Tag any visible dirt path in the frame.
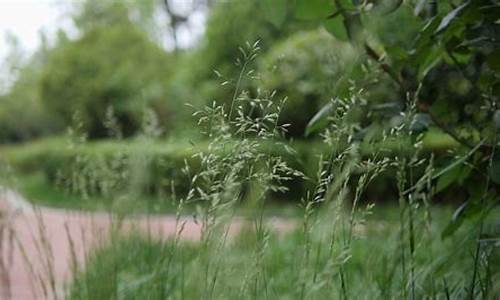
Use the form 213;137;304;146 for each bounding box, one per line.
0;189;295;300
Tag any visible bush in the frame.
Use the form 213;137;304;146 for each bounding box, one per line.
259;30;358;136
39;22;173;138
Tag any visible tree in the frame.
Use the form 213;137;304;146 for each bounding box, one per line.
181;0;303;107
0;32;60;143
40;20;173;138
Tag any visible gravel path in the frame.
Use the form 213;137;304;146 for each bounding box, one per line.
0;188;295;300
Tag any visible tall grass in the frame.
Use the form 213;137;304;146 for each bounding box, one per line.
70;208;498;299
2;42;498;299
67;42;499;299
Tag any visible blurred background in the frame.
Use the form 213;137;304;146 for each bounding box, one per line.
0;0;460;210
0;0;421;142
2;3;499;299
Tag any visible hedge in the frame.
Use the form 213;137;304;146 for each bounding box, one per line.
0;131;460;206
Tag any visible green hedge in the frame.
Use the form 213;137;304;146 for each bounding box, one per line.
1;138;199;198
0;137;328;207
0;131;460;207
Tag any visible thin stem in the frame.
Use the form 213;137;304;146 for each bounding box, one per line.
408;194;416;300
228;60;249;121
468;222;483;299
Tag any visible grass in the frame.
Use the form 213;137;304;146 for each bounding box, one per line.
68;206;500;299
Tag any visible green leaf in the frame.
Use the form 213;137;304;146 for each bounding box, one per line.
372;102;402;114
305;102;333;136
417;45;443;81
261;0;288;28
295;0;335;21
435;1;470;34
415;16;440;50
323;15;349;41
457;165;472;184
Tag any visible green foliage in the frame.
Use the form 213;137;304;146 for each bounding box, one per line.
268;0;500;238
260;30;358;136
1;7;496;295
40;22;173;138
69;234;199;299
324;16;349;41
245;4;500;296
0;136;313;208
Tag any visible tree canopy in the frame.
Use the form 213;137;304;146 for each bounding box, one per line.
40;20;173;138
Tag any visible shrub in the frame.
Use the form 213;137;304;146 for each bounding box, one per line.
2;139;313;206
1;138;200;199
